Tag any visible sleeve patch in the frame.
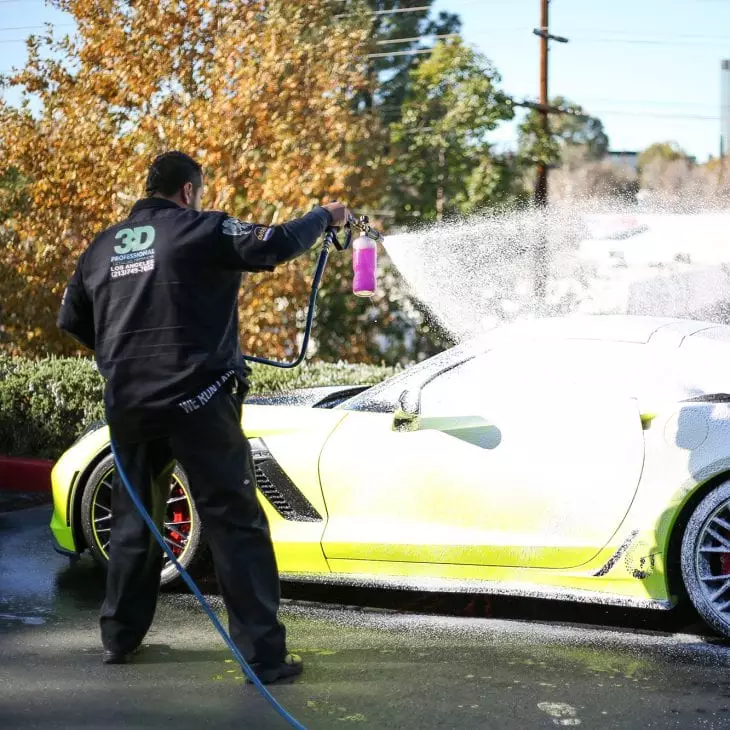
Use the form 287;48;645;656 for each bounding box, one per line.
222;217;254;236
254;226;274;241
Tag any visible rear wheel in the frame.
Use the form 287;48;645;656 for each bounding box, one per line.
681;481;730;638
80;453;202;586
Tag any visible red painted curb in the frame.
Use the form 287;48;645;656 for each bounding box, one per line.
0;457;54;493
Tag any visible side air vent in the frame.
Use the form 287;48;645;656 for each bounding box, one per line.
249;438;323;522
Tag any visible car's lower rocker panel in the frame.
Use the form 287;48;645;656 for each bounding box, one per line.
279;572;673;611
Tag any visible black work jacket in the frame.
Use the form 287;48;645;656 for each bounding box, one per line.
58;198;331;438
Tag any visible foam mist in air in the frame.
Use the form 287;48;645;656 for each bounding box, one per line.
383;198;730;343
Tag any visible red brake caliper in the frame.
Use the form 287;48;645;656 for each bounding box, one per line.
167;485;190;557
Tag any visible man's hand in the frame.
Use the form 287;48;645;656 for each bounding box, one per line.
322;201;349;227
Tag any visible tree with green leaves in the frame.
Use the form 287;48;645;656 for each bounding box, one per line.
303;3;464;363
518;96;609;168
385;38;516;224
637;141;694;195
358;1;461;122
637;141;690;170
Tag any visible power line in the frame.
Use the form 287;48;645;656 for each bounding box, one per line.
367;4;430;15
0;23;74;32
367;48;435;59
4;31;451;48
335;5;430;19
0;36;452;52
335;0;521;17
379;96;720;112
465;28;730;47
579;96;716;107
591;109;720;121
376;33;459;46
568;28;730;41
571;36;730;47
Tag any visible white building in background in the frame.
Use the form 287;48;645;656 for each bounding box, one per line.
606;150;640;171
722;60;730;158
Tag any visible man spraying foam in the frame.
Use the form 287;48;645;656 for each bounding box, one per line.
58;150;348;683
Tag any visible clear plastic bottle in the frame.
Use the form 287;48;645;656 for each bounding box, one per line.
352;235;377;297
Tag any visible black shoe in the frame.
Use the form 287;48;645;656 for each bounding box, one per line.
247;653;303;685
102;645;141;665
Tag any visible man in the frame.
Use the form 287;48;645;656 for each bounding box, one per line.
57;150;348;684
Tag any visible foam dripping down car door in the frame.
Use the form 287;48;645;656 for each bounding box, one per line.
318;343;645;571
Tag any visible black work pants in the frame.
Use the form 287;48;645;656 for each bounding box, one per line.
99;387;286;665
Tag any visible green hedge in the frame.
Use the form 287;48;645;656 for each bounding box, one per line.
0;356;397;460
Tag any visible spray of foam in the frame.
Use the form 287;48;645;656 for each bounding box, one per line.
383;198;730;343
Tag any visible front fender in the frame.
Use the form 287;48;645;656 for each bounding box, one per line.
50;426;111;553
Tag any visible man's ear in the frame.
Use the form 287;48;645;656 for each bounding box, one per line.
182;182;193;206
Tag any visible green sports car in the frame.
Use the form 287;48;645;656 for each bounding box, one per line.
51;315;730;638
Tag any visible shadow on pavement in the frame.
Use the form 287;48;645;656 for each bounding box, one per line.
51;546;715;639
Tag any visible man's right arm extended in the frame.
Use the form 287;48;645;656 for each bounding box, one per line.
217;203;348;272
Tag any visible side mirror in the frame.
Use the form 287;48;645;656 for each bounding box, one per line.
392;388;421;432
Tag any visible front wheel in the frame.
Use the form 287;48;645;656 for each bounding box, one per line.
79;453;202;586
681;481;730;638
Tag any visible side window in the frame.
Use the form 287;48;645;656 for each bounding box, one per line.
420;353;496;417
419;341;642;417
419;347;555;417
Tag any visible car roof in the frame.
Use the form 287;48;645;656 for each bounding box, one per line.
470;315;726;348
343;315;730;412
458;316;730;399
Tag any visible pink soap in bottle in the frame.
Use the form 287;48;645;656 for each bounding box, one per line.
352;235;377;297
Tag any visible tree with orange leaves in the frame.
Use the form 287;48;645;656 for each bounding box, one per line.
0;0;385;358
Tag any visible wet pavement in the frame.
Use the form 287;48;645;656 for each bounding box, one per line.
0;491;51;513
3;506;730;729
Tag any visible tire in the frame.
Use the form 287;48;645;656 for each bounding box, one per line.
79;453;203;586
681;481;730;638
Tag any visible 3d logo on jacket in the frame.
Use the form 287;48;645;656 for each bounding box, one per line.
114;226;156;255
110;226;157;279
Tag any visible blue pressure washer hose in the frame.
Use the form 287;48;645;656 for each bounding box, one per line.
110;439;307;730
241;233;334;369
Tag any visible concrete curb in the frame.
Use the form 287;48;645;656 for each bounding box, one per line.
0;457;53;493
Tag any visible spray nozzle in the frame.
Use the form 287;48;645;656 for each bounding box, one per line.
328;213;384;251
347;213;385;244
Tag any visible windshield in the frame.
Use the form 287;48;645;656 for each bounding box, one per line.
340;336;491;413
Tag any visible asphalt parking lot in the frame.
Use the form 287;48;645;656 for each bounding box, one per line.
3;504;730;729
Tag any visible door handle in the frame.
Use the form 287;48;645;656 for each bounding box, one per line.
416;416;502;449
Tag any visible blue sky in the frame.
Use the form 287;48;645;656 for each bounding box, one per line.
433;0;730;161
1;0;728;162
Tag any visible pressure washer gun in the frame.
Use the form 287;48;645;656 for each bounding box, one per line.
327;213;385;298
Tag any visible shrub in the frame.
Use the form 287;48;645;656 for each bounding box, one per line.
0;356;397;459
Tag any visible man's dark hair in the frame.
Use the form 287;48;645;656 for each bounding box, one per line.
145;151;203;197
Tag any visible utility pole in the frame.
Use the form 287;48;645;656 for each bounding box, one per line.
535;0;549;208
436;146;445;222
532;0;568;299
